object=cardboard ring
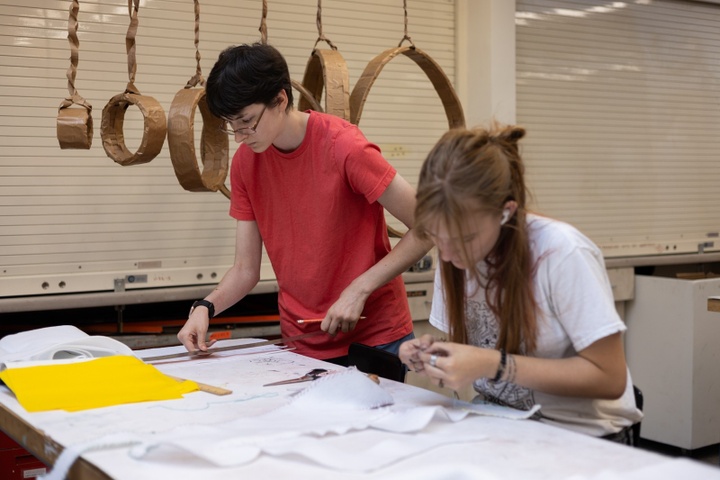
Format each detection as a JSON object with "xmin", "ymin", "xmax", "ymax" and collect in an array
[
  {"xmin": 350, "ymin": 46, "xmax": 465, "ymax": 129},
  {"xmin": 291, "ymin": 78, "xmax": 323, "ymax": 113},
  {"xmin": 101, "ymin": 92, "xmax": 167, "ymax": 166},
  {"xmin": 57, "ymin": 104, "xmax": 93, "ymax": 150},
  {"xmin": 298, "ymin": 49, "xmax": 350, "ymax": 120},
  {"xmin": 168, "ymin": 88, "xmax": 229, "ymax": 192}
]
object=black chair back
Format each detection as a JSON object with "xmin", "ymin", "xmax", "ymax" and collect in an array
[{"xmin": 348, "ymin": 343, "xmax": 406, "ymax": 382}]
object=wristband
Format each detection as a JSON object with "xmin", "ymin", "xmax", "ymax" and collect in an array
[
  {"xmin": 491, "ymin": 348, "xmax": 507, "ymax": 382},
  {"xmin": 190, "ymin": 299, "xmax": 215, "ymax": 319}
]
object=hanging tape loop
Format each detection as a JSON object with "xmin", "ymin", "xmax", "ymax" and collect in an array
[
  {"xmin": 398, "ymin": 0, "xmax": 415, "ymax": 48},
  {"xmin": 185, "ymin": 0, "xmax": 204, "ymax": 88},
  {"xmin": 168, "ymin": 0, "xmax": 229, "ymax": 193},
  {"xmin": 312, "ymin": 0, "xmax": 337, "ymax": 51},
  {"xmin": 57, "ymin": 0, "xmax": 93, "ymax": 149},
  {"xmin": 259, "ymin": 0, "xmax": 268, "ymax": 44},
  {"xmin": 125, "ymin": 0, "xmax": 139, "ymax": 94},
  {"xmin": 101, "ymin": 0, "xmax": 166, "ymax": 166}
]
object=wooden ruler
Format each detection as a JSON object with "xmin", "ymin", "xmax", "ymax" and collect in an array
[{"xmin": 167, "ymin": 375, "xmax": 232, "ymax": 396}]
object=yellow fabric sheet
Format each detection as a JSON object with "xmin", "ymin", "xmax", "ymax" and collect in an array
[{"xmin": 0, "ymin": 355, "xmax": 198, "ymax": 412}]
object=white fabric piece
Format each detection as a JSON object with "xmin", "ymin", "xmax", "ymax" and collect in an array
[
  {"xmin": 130, "ymin": 406, "xmax": 485, "ymax": 472},
  {"xmin": 130, "ymin": 368, "xmax": 395, "ymax": 466},
  {"xmin": 41, "ymin": 368, "xmax": 538, "ymax": 476},
  {"xmin": 0, "ymin": 325, "xmax": 134, "ymax": 371},
  {"xmin": 128, "ymin": 368, "xmax": 532, "ymax": 472}
]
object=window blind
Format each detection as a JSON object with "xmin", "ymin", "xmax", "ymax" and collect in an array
[{"xmin": 516, "ymin": 0, "xmax": 720, "ymax": 257}]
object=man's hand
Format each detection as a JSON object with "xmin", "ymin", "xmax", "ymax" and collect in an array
[
  {"xmin": 321, "ymin": 282, "xmax": 370, "ymax": 335},
  {"xmin": 177, "ymin": 308, "xmax": 216, "ymax": 352}
]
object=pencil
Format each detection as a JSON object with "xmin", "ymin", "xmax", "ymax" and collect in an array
[{"xmin": 296, "ymin": 316, "xmax": 366, "ymax": 324}]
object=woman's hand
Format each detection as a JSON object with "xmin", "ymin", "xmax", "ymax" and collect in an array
[
  {"xmin": 399, "ymin": 334, "xmax": 437, "ymax": 373},
  {"xmin": 414, "ymin": 341, "xmax": 499, "ymax": 391}
]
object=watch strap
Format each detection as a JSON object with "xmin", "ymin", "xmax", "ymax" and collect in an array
[{"xmin": 191, "ymin": 299, "xmax": 215, "ymax": 319}]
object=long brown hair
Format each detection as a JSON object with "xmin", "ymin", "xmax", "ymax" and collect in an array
[{"xmin": 414, "ymin": 125, "xmax": 538, "ymax": 354}]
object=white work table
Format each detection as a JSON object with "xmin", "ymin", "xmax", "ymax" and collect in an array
[{"xmin": 0, "ymin": 339, "xmax": 718, "ymax": 480}]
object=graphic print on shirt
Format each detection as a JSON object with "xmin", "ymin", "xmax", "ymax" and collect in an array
[{"xmin": 467, "ymin": 299, "xmax": 535, "ymax": 411}]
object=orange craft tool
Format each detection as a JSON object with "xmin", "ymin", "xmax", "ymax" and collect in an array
[{"xmin": 296, "ymin": 316, "xmax": 366, "ymax": 324}]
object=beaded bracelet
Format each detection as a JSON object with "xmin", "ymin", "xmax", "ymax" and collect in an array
[{"xmin": 491, "ymin": 348, "xmax": 507, "ymax": 382}]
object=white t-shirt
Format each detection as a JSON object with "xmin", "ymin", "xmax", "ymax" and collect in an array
[{"xmin": 429, "ymin": 214, "xmax": 643, "ymax": 436}]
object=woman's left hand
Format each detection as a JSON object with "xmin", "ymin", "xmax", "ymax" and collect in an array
[{"xmin": 399, "ymin": 334, "xmax": 436, "ymax": 373}]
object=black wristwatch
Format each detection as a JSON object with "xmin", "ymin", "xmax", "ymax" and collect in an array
[{"xmin": 190, "ymin": 299, "xmax": 215, "ymax": 319}]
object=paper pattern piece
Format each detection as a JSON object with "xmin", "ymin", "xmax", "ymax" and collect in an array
[
  {"xmin": 0, "ymin": 355, "xmax": 198, "ymax": 412},
  {"xmin": 0, "ymin": 325, "xmax": 134, "ymax": 371}
]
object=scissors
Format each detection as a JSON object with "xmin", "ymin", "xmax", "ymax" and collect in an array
[{"xmin": 263, "ymin": 368, "xmax": 328, "ymax": 387}]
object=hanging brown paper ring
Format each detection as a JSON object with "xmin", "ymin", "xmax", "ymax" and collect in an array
[
  {"xmin": 350, "ymin": 46, "xmax": 465, "ymax": 129},
  {"xmin": 101, "ymin": 92, "xmax": 167, "ymax": 166},
  {"xmin": 57, "ymin": 99, "xmax": 93, "ymax": 150},
  {"xmin": 298, "ymin": 49, "xmax": 350, "ymax": 120},
  {"xmin": 168, "ymin": 87, "xmax": 228, "ymax": 192}
]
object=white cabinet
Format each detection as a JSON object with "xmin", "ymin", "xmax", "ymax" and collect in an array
[
  {"xmin": 625, "ymin": 275, "xmax": 720, "ymax": 450},
  {"xmin": 405, "ymin": 281, "xmax": 433, "ymax": 322}
]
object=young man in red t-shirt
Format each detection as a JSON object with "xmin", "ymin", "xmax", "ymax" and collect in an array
[{"xmin": 177, "ymin": 43, "xmax": 431, "ymax": 364}]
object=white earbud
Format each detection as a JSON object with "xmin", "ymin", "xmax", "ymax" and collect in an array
[{"xmin": 500, "ymin": 209, "xmax": 511, "ymax": 226}]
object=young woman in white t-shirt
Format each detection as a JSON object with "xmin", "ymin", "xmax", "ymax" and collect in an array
[{"xmin": 399, "ymin": 125, "xmax": 642, "ymax": 439}]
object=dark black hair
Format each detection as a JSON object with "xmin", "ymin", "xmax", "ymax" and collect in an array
[{"xmin": 205, "ymin": 43, "xmax": 294, "ymax": 119}]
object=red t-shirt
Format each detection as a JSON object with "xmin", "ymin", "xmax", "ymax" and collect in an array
[{"xmin": 229, "ymin": 111, "xmax": 413, "ymax": 359}]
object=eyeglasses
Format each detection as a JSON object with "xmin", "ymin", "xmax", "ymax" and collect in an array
[{"xmin": 220, "ymin": 105, "xmax": 266, "ymax": 136}]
